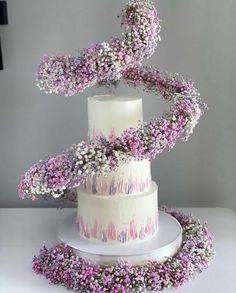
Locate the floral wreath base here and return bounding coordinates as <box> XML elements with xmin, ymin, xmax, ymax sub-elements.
<box><xmin>33</xmin><ymin>207</ymin><xmax>215</xmax><ymax>292</ymax></box>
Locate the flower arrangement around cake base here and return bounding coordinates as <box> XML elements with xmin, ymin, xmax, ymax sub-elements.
<box><xmin>33</xmin><ymin>208</ymin><xmax>215</xmax><ymax>292</ymax></box>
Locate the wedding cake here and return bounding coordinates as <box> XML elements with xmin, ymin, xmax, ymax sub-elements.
<box><xmin>76</xmin><ymin>95</ymin><xmax>158</xmax><ymax>244</ymax></box>
<box><xmin>16</xmin><ymin>0</ymin><xmax>215</xmax><ymax>289</ymax></box>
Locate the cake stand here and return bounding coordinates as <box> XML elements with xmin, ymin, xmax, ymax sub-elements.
<box><xmin>58</xmin><ymin>210</ymin><xmax>182</xmax><ymax>265</ymax></box>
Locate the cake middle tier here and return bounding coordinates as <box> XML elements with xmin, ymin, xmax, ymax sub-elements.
<box><xmin>77</xmin><ymin>181</ymin><xmax>158</xmax><ymax>245</ymax></box>
<box><xmin>82</xmin><ymin>159</ymin><xmax>151</xmax><ymax>195</ymax></box>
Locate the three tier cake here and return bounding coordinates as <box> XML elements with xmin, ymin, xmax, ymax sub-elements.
<box><xmin>77</xmin><ymin>95</ymin><xmax>159</xmax><ymax>245</ymax></box>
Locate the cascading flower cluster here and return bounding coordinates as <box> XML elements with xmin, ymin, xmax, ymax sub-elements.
<box><xmin>18</xmin><ymin>0</ymin><xmax>208</xmax><ymax>200</ymax></box>
<box><xmin>36</xmin><ymin>0</ymin><xmax>161</xmax><ymax>96</ymax></box>
<box><xmin>32</xmin><ymin>208</ymin><xmax>215</xmax><ymax>292</ymax></box>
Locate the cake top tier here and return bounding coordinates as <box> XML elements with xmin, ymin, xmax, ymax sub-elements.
<box><xmin>88</xmin><ymin>95</ymin><xmax>143</xmax><ymax>140</ymax></box>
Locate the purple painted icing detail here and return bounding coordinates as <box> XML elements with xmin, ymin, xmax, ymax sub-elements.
<box><xmin>109</xmin><ymin>178</ymin><xmax>116</xmax><ymax>195</ymax></box>
<box><xmin>127</xmin><ymin>179</ymin><xmax>133</xmax><ymax>194</ymax></box>
<box><xmin>101</xmin><ymin>231</ymin><xmax>107</xmax><ymax>242</ymax></box>
<box><xmin>85</xmin><ymin>223</ymin><xmax>90</xmax><ymax>239</ymax></box>
<box><xmin>117</xmin><ymin>230</ymin><xmax>129</xmax><ymax>243</ymax></box>
<box><xmin>77</xmin><ymin>214</ymin><xmax>158</xmax><ymax>243</ymax></box>
<box><xmin>91</xmin><ymin>219</ymin><xmax>99</xmax><ymax>238</ymax></box>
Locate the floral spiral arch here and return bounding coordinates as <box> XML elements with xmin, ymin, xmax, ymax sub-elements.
<box><xmin>18</xmin><ymin>0</ymin><xmax>207</xmax><ymax>200</ymax></box>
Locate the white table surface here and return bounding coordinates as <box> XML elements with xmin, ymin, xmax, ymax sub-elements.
<box><xmin>0</xmin><ymin>207</ymin><xmax>235</xmax><ymax>293</ymax></box>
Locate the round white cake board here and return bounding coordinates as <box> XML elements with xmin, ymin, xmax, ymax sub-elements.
<box><xmin>58</xmin><ymin>211</ymin><xmax>182</xmax><ymax>265</ymax></box>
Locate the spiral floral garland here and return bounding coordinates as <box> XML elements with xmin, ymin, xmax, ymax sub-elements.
<box><xmin>32</xmin><ymin>208</ymin><xmax>215</xmax><ymax>292</ymax></box>
<box><xmin>18</xmin><ymin>0</ymin><xmax>207</xmax><ymax>200</ymax></box>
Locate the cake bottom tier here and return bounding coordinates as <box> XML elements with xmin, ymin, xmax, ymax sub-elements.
<box><xmin>76</xmin><ymin>182</ymin><xmax>158</xmax><ymax>245</ymax></box>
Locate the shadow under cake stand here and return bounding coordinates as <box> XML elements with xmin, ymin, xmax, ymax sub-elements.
<box><xmin>58</xmin><ymin>211</ymin><xmax>182</xmax><ymax>265</ymax></box>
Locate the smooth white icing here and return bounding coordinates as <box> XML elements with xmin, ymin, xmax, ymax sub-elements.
<box><xmin>77</xmin><ymin>182</ymin><xmax>158</xmax><ymax>245</ymax></box>
<box><xmin>88</xmin><ymin>95</ymin><xmax>143</xmax><ymax>139</ymax></box>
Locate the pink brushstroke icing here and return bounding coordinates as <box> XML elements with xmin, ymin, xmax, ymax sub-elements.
<box><xmin>77</xmin><ymin>214</ymin><xmax>158</xmax><ymax>243</ymax></box>
<box><xmin>100</xmin><ymin>181</ymin><xmax>108</xmax><ymax>193</ymax></box>
<box><xmin>107</xmin><ymin>222</ymin><xmax>116</xmax><ymax>240</ymax></box>
<box><xmin>77</xmin><ymin>215</ymin><xmax>86</xmax><ymax>235</ymax></box>
<box><xmin>91</xmin><ymin>218</ymin><xmax>99</xmax><ymax>238</ymax></box>
<box><xmin>108</xmin><ymin>128</ymin><xmax>116</xmax><ymax>141</ymax></box>
<box><xmin>139</xmin><ymin>226</ymin><xmax>145</xmax><ymax>240</ymax></box>
<box><xmin>85</xmin><ymin>223</ymin><xmax>90</xmax><ymax>238</ymax></box>
<box><xmin>117</xmin><ymin>230</ymin><xmax>129</xmax><ymax>243</ymax></box>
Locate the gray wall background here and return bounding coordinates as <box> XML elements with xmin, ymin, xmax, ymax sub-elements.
<box><xmin>0</xmin><ymin>0</ymin><xmax>235</xmax><ymax>209</ymax></box>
